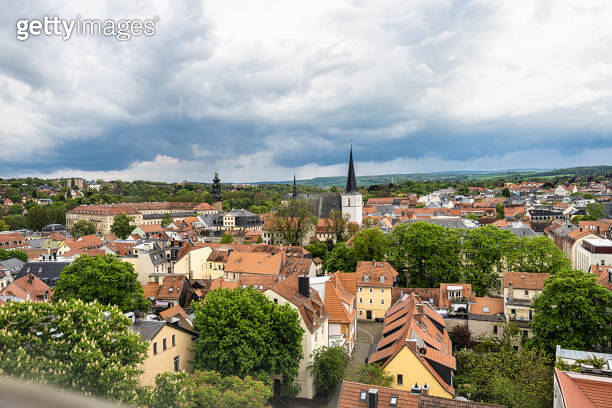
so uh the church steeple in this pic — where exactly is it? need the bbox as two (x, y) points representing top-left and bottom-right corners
(212, 170), (222, 211)
(292, 172), (297, 198)
(346, 144), (357, 193)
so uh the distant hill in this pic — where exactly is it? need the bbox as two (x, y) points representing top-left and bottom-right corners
(257, 165), (612, 188)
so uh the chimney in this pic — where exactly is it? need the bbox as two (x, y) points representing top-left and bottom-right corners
(410, 383), (421, 394)
(608, 270), (611, 284)
(422, 384), (429, 396)
(298, 275), (310, 298)
(368, 389), (378, 408)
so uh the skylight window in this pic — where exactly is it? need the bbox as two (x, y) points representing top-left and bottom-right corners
(359, 391), (367, 401)
(390, 395), (398, 406)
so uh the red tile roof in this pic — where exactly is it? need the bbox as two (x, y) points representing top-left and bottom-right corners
(324, 275), (356, 324)
(338, 381), (418, 408)
(225, 251), (282, 276)
(157, 275), (188, 300)
(356, 261), (398, 288)
(554, 368), (612, 408)
(0, 273), (52, 302)
(503, 272), (550, 290)
(159, 305), (188, 321)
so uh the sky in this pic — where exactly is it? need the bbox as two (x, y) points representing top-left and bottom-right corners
(1, 0), (612, 183)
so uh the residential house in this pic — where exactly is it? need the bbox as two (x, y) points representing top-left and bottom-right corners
(355, 261), (398, 321)
(466, 297), (506, 340)
(338, 380), (505, 408)
(553, 346), (612, 408)
(205, 249), (230, 279)
(555, 184), (578, 197)
(0, 273), (52, 302)
(589, 264), (612, 292)
(503, 272), (549, 340)
(576, 239), (612, 273)
(367, 293), (456, 399)
(224, 251), (282, 280)
(310, 274), (357, 354)
(155, 275), (190, 308)
(58, 234), (103, 256)
(264, 274), (329, 399)
(132, 319), (197, 386)
(0, 231), (28, 249)
(562, 229), (600, 269)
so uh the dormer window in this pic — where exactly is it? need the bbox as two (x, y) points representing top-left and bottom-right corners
(380, 276), (385, 283)
(364, 275), (369, 283)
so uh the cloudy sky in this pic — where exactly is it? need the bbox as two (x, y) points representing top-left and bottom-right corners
(1, 0), (612, 183)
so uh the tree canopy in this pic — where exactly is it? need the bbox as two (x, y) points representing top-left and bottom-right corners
(53, 254), (150, 312)
(111, 214), (135, 239)
(220, 233), (234, 243)
(192, 288), (303, 396)
(147, 370), (273, 408)
(271, 199), (316, 246)
(351, 363), (394, 387)
(529, 269), (612, 354)
(352, 228), (389, 262)
(0, 249), (27, 262)
(161, 213), (173, 227)
(308, 346), (349, 397)
(324, 243), (357, 273)
(70, 219), (97, 238)
(0, 299), (147, 403)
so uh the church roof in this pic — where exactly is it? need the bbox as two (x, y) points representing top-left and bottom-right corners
(346, 145), (357, 193)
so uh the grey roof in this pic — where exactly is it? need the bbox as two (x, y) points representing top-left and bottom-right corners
(401, 218), (479, 230)
(132, 320), (166, 341)
(551, 223), (579, 238)
(16, 262), (70, 286)
(28, 239), (44, 249)
(0, 258), (25, 273)
(503, 224), (538, 238)
(605, 202), (612, 219)
(42, 224), (66, 232)
(143, 211), (195, 220)
(200, 210), (263, 229)
(556, 345), (612, 362)
(149, 249), (168, 266)
(468, 313), (506, 322)
(296, 193), (342, 219)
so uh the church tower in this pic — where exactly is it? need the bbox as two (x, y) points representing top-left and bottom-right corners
(341, 144), (362, 225)
(292, 172), (297, 198)
(212, 170), (222, 211)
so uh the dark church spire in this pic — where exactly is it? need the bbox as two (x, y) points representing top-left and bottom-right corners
(293, 172), (297, 198)
(346, 143), (357, 193)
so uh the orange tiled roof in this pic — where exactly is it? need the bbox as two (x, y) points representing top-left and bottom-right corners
(338, 381), (418, 408)
(324, 275), (356, 324)
(139, 224), (165, 233)
(356, 261), (398, 288)
(225, 251), (282, 276)
(470, 297), (505, 316)
(209, 277), (239, 291)
(268, 274), (329, 333)
(0, 273), (51, 302)
(503, 272), (550, 290)
(158, 275), (188, 300)
(591, 265), (612, 292)
(159, 305), (188, 321)
(438, 283), (473, 309)
(336, 272), (356, 295)
(143, 282), (160, 299)
(553, 368), (612, 408)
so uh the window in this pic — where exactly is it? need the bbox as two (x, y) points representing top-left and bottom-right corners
(369, 287), (373, 293)
(482, 306), (490, 313)
(359, 310), (363, 316)
(522, 330), (529, 338)
(390, 396), (398, 406)
(381, 299), (385, 305)
(364, 275), (369, 283)
(172, 335), (176, 347)
(153, 342), (158, 355)
(381, 288), (384, 294)
(369, 299), (373, 304)
(493, 325), (498, 335)
(359, 287), (362, 292)
(380, 276), (385, 283)
(524, 290), (529, 296)
(163, 338), (167, 351)
(274, 298), (278, 304)
(174, 356), (180, 372)
(359, 298), (363, 304)
(397, 374), (403, 385)
(511, 309), (516, 315)
(359, 391), (367, 401)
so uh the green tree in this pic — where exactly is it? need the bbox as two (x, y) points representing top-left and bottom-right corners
(70, 219), (97, 238)
(305, 241), (328, 262)
(352, 228), (389, 262)
(0, 299), (147, 403)
(192, 288), (303, 396)
(324, 243), (357, 273)
(352, 363), (394, 387)
(0, 219), (8, 231)
(148, 370), (273, 408)
(455, 347), (552, 408)
(111, 214), (135, 239)
(510, 236), (571, 275)
(388, 222), (463, 288)
(220, 233), (234, 243)
(308, 346), (349, 397)
(463, 226), (516, 296)
(53, 254), (149, 312)
(587, 202), (606, 219)
(2, 214), (26, 230)
(255, 235), (264, 244)
(161, 213), (173, 227)
(529, 269), (612, 354)
(328, 209), (351, 242)
(501, 188), (511, 197)
(25, 205), (51, 231)
(8, 204), (23, 215)
(0, 249), (28, 262)
(271, 199), (316, 246)
(496, 204), (505, 219)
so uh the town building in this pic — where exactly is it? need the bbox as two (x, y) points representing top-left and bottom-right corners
(503, 272), (549, 340)
(355, 261), (398, 320)
(367, 293), (456, 399)
(576, 239), (612, 273)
